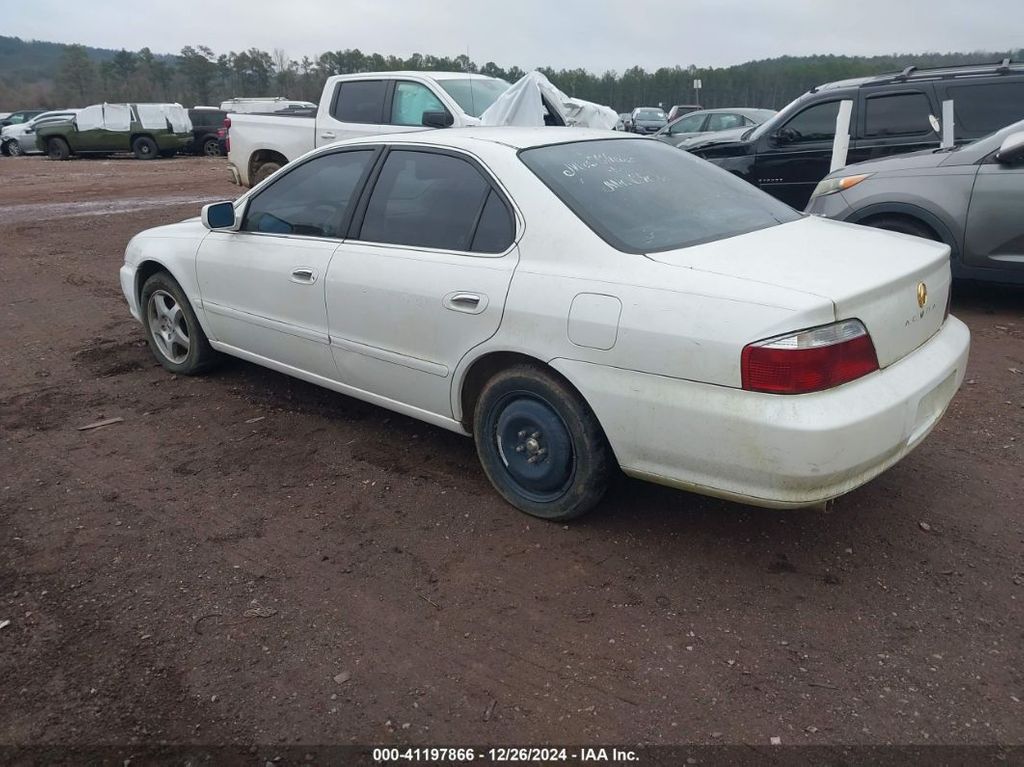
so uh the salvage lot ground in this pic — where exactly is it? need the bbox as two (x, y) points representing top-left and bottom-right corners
(1, 156), (1022, 747)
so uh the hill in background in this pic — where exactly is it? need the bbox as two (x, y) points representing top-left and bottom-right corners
(1, 34), (1020, 113)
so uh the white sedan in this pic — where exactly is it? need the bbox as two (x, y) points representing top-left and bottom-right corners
(119, 127), (970, 520)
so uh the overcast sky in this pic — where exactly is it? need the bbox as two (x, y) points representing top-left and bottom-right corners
(6, 0), (1022, 72)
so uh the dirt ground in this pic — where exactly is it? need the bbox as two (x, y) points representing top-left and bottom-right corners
(1, 155), (1022, 750)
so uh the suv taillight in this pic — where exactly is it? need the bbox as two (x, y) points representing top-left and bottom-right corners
(741, 319), (879, 394)
(223, 117), (231, 129)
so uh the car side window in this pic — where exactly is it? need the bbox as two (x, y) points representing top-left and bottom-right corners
(359, 150), (512, 253)
(946, 82), (1024, 135)
(707, 113), (744, 131)
(391, 81), (447, 126)
(864, 92), (933, 137)
(781, 101), (841, 142)
(670, 113), (705, 134)
(332, 80), (388, 124)
(242, 149), (374, 238)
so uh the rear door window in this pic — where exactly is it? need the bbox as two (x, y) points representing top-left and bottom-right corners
(706, 112), (746, 131)
(359, 150), (512, 253)
(945, 82), (1024, 134)
(332, 80), (388, 124)
(864, 92), (933, 137)
(242, 149), (374, 238)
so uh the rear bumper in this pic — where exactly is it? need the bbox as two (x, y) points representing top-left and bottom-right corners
(553, 316), (970, 508)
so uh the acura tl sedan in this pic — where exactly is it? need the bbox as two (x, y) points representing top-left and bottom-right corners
(119, 128), (970, 520)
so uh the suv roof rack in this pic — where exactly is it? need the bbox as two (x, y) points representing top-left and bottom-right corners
(875, 58), (1019, 85)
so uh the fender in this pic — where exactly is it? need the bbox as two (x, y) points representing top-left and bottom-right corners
(844, 201), (962, 265)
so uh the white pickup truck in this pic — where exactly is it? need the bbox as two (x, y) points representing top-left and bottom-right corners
(227, 71), (515, 187)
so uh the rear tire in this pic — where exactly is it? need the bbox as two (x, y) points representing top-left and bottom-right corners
(473, 365), (612, 521)
(132, 136), (158, 160)
(863, 215), (938, 241)
(252, 161), (281, 185)
(47, 137), (70, 160)
(140, 272), (219, 375)
(202, 137), (221, 157)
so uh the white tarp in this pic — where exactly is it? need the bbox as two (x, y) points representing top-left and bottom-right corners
(164, 103), (192, 133)
(76, 104), (104, 131)
(104, 103), (131, 132)
(479, 71), (618, 130)
(137, 103), (168, 130)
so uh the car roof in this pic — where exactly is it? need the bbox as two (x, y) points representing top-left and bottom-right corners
(333, 71), (503, 82)
(319, 126), (633, 153)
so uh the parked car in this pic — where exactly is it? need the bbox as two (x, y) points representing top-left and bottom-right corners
(119, 128), (968, 521)
(685, 59), (1024, 209)
(226, 71), (517, 186)
(1, 109), (78, 156)
(0, 109), (45, 128)
(655, 108), (776, 147)
(666, 104), (702, 122)
(629, 106), (667, 134)
(807, 119), (1024, 285)
(187, 108), (228, 156)
(35, 103), (192, 160)
(614, 112), (631, 131)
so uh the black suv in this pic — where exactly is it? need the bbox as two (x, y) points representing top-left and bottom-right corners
(186, 108), (227, 156)
(684, 60), (1024, 209)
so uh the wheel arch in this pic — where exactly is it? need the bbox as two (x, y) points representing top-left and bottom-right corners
(453, 350), (614, 454)
(248, 149), (288, 184)
(130, 132), (157, 145)
(846, 202), (962, 263)
(134, 258), (215, 337)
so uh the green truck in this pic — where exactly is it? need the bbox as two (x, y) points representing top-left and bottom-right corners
(35, 102), (193, 160)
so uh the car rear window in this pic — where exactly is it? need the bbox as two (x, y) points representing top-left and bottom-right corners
(519, 138), (799, 253)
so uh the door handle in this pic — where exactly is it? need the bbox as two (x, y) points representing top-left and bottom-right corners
(290, 267), (318, 284)
(443, 292), (487, 314)
(319, 131), (337, 140)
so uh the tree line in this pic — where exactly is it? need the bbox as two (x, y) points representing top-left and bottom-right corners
(2, 37), (1021, 115)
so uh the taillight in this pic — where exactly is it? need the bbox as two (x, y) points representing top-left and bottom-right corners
(741, 319), (879, 394)
(223, 117), (231, 129)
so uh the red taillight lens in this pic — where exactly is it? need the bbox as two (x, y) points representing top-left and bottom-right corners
(741, 319), (879, 394)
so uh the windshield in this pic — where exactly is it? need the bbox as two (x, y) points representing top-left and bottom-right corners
(520, 138), (799, 253)
(636, 110), (666, 121)
(437, 78), (510, 118)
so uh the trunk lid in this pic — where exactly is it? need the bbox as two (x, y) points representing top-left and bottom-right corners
(645, 216), (951, 368)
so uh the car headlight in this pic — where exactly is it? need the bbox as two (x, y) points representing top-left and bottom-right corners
(810, 173), (872, 200)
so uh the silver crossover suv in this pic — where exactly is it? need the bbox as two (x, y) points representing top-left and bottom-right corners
(806, 119), (1024, 284)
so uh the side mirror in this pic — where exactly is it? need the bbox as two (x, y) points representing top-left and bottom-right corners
(421, 110), (454, 129)
(201, 201), (236, 230)
(996, 131), (1024, 165)
(774, 127), (796, 144)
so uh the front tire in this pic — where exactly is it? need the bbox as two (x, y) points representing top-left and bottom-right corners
(140, 272), (218, 375)
(473, 365), (612, 521)
(5, 140), (23, 157)
(132, 136), (158, 160)
(47, 138), (70, 160)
